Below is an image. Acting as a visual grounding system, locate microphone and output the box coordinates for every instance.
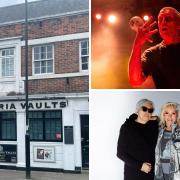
[129,16,144,32]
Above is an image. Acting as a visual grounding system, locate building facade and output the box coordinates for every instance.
[0,0,89,172]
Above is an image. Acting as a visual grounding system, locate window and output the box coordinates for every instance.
[33,45,53,74]
[0,48,15,77]
[80,40,89,71]
[0,112,16,140]
[29,111,63,141]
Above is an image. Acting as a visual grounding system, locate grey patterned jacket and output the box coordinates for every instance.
[154,125,180,180]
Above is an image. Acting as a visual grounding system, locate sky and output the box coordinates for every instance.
[0,0,41,7]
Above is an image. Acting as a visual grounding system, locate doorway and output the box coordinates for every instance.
[80,114,89,169]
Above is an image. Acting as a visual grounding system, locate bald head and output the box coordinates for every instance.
[158,7,180,24]
[158,7,180,44]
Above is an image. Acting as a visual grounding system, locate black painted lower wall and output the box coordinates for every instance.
[0,165,82,174]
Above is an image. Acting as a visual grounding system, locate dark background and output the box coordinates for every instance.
[91,0,180,89]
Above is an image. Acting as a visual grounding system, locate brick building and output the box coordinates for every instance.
[0,0,89,172]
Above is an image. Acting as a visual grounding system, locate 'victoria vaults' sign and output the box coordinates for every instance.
[0,100,67,110]
[0,145,17,163]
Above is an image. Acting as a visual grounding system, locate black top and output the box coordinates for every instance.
[142,42,180,89]
[117,114,159,180]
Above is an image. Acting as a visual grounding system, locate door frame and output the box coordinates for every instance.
[80,114,89,169]
[73,110,89,170]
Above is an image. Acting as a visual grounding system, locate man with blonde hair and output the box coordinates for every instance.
[129,7,180,88]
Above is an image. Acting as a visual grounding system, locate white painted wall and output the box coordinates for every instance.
[0,37,23,95]
[63,98,89,170]
[0,96,89,171]
[63,99,75,170]
[72,98,89,169]
[30,142,64,168]
[91,91,180,180]
[16,110,26,167]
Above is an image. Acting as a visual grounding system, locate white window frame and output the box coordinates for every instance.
[0,37,22,95]
[79,40,89,72]
[0,47,15,78]
[32,44,54,75]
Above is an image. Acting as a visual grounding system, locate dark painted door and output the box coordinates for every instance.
[80,114,89,169]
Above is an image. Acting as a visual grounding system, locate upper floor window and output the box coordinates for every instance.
[0,48,15,77]
[80,40,89,71]
[33,45,53,74]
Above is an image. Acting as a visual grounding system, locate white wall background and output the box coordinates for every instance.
[90,90,180,180]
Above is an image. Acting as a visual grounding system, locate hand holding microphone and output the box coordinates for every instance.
[129,16,158,45]
[129,16,144,32]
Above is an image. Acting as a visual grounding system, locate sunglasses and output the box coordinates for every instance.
[141,106,154,113]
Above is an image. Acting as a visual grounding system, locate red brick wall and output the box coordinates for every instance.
[21,39,84,76]
[1,13,89,94]
[28,14,89,39]
[21,46,33,76]
[0,24,23,38]
[54,40,80,74]
[0,14,88,39]
[28,76,89,94]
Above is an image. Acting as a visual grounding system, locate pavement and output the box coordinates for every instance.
[0,169,89,180]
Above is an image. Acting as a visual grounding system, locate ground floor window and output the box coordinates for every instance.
[29,110,63,141]
[0,112,16,140]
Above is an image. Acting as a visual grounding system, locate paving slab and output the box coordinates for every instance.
[0,169,89,180]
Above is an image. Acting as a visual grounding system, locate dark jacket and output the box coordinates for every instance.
[142,42,180,88]
[117,114,159,180]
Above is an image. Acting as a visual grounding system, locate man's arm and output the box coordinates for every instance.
[128,17,158,87]
[129,38,146,86]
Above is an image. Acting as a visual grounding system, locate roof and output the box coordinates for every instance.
[0,0,89,25]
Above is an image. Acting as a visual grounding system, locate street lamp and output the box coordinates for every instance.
[25,0,31,179]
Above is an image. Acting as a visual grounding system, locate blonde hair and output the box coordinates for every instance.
[159,102,180,127]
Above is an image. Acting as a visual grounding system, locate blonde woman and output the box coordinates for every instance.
[155,102,180,180]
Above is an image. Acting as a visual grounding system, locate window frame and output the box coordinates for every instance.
[79,40,89,72]
[0,111,17,141]
[0,47,15,78]
[29,110,63,142]
[32,44,54,76]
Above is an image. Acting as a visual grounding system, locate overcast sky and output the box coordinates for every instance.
[0,0,41,7]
